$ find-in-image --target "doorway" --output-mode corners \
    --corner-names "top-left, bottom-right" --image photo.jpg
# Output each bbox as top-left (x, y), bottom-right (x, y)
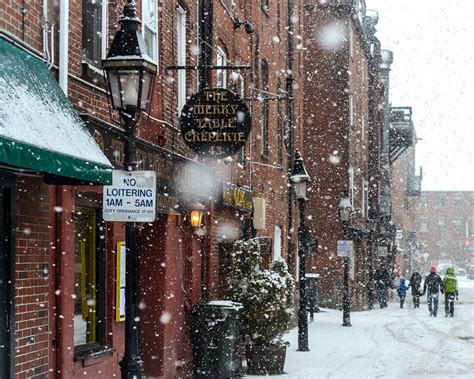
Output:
top-left (0, 172), bottom-right (15, 378)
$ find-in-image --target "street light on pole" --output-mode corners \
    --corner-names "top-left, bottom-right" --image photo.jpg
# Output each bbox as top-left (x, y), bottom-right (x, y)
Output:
top-left (338, 194), bottom-right (352, 327)
top-left (102, 1), bottom-right (157, 378)
top-left (290, 149), bottom-right (310, 352)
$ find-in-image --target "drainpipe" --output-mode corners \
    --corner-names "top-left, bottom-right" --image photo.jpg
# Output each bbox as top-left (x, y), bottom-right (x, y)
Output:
top-left (379, 49), bottom-right (393, 273)
top-left (59, 0), bottom-right (68, 94)
top-left (42, 0), bottom-right (50, 64)
top-left (286, 0), bottom-right (295, 275)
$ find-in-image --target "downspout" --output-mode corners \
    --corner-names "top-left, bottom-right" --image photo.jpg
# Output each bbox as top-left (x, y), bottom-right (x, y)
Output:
top-left (42, 0), bottom-right (50, 65)
top-left (59, 0), bottom-right (69, 94)
top-left (198, 0), bottom-right (214, 302)
top-left (286, 0), bottom-right (295, 274)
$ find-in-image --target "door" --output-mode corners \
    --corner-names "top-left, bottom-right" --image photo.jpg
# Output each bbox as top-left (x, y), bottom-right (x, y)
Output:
top-left (0, 173), bottom-right (14, 378)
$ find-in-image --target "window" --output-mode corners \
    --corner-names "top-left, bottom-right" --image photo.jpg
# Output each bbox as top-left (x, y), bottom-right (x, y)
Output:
top-left (453, 193), bottom-right (462, 207)
top-left (349, 166), bottom-right (355, 207)
top-left (234, 74), bottom-right (246, 167)
top-left (361, 112), bottom-right (365, 140)
top-left (420, 218), bottom-right (428, 233)
top-left (349, 26), bottom-right (354, 59)
top-left (177, 6), bottom-right (186, 113)
top-left (436, 217), bottom-right (445, 231)
top-left (82, 0), bottom-right (107, 69)
top-left (216, 47), bottom-right (227, 88)
top-left (436, 195), bottom-right (445, 207)
top-left (361, 178), bottom-right (367, 217)
top-left (74, 206), bottom-right (106, 353)
top-left (273, 225), bottom-right (282, 260)
top-left (420, 195), bottom-right (428, 208)
top-left (262, 0), bottom-right (270, 14)
top-left (143, 0), bottom-right (158, 63)
top-left (261, 60), bottom-right (269, 157)
top-left (277, 79), bottom-right (283, 165)
top-left (453, 218), bottom-right (463, 235)
top-left (349, 94), bottom-right (354, 128)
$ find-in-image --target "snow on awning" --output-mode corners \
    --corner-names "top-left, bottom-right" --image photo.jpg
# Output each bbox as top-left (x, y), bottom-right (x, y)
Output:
top-left (0, 37), bottom-right (112, 185)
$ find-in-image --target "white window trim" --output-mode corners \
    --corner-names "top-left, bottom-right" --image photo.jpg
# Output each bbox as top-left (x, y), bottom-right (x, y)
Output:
top-left (349, 94), bottom-right (354, 128)
top-left (177, 6), bottom-right (186, 114)
top-left (361, 177), bottom-right (366, 217)
top-left (236, 74), bottom-right (245, 168)
top-left (82, 0), bottom-right (108, 73)
top-left (273, 225), bottom-right (282, 261)
top-left (142, 0), bottom-right (158, 64)
top-left (349, 166), bottom-right (355, 208)
top-left (216, 47), bottom-right (227, 88)
top-left (101, 0), bottom-right (108, 60)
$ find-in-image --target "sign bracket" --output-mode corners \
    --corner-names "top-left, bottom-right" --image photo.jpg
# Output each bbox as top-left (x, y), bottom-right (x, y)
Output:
top-left (165, 64), bottom-right (251, 71)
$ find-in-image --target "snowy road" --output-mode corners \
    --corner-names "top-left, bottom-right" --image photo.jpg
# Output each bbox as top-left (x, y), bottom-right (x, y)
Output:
top-left (245, 277), bottom-right (474, 379)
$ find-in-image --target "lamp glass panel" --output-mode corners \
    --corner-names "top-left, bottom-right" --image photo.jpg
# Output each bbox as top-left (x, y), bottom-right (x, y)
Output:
top-left (121, 70), bottom-right (141, 109)
top-left (294, 181), bottom-right (307, 200)
top-left (140, 71), bottom-right (154, 111)
top-left (107, 71), bottom-right (122, 109)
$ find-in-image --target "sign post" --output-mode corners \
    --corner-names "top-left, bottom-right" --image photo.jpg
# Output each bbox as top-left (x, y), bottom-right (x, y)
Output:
top-left (103, 170), bottom-right (156, 222)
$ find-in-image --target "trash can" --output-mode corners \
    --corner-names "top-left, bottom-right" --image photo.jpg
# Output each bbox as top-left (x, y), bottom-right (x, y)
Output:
top-left (192, 300), bottom-right (243, 379)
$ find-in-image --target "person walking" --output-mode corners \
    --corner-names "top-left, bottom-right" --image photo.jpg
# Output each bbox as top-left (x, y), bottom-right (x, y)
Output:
top-left (443, 267), bottom-right (459, 317)
top-left (374, 266), bottom-right (391, 308)
top-left (409, 271), bottom-right (422, 308)
top-left (397, 278), bottom-right (409, 308)
top-left (422, 266), bottom-right (444, 317)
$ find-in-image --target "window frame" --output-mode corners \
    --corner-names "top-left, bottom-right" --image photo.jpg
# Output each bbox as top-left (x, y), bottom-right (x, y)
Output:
top-left (73, 199), bottom-right (109, 361)
top-left (420, 218), bottom-right (429, 233)
top-left (176, 5), bottom-right (187, 114)
top-left (261, 59), bottom-right (269, 158)
top-left (142, 0), bottom-right (158, 64)
top-left (235, 73), bottom-right (246, 168)
top-left (216, 47), bottom-right (227, 89)
top-left (277, 78), bottom-right (283, 166)
top-left (82, 0), bottom-right (108, 71)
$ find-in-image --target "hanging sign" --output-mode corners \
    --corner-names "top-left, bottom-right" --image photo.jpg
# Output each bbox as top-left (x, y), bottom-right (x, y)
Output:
top-left (103, 170), bottom-right (156, 222)
top-left (337, 240), bottom-right (353, 257)
top-left (180, 88), bottom-right (251, 158)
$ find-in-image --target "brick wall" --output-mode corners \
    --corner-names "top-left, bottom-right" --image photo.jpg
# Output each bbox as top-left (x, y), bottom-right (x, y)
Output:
top-left (15, 177), bottom-right (51, 379)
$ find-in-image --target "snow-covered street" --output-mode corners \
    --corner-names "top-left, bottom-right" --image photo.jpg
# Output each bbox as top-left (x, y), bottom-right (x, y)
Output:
top-left (246, 277), bottom-right (474, 379)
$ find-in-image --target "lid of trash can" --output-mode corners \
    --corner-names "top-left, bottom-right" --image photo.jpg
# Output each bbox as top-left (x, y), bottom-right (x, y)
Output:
top-left (207, 300), bottom-right (243, 310)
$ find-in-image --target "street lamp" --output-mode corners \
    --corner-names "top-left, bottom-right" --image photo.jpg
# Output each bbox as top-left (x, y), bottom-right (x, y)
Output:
top-left (290, 149), bottom-right (310, 352)
top-left (338, 194), bottom-right (352, 327)
top-left (102, 1), bottom-right (157, 378)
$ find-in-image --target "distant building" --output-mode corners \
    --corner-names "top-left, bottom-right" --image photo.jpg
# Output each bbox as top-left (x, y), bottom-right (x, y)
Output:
top-left (416, 191), bottom-right (474, 271)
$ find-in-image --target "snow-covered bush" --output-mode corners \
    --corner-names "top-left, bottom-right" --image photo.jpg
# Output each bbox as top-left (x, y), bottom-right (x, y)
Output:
top-left (229, 239), bottom-right (294, 347)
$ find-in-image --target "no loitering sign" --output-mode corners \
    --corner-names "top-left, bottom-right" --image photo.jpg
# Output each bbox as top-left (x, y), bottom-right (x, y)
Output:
top-left (103, 170), bottom-right (156, 222)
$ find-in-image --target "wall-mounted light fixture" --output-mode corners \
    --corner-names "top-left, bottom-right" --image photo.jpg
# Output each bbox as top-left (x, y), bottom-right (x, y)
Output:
top-left (233, 17), bottom-right (254, 34)
top-left (180, 203), bottom-right (205, 229)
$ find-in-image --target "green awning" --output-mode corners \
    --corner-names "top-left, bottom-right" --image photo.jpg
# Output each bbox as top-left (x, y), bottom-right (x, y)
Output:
top-left (0, 37), bottom-right (112, 184)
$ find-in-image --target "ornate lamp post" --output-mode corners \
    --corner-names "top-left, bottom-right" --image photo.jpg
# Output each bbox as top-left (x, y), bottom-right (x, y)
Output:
top-left (338, 194), bottom-right (352, 327)
top-left (102, 1), bottom-right (157, 378)
top-left (290, 149), bottom-right (310, 351)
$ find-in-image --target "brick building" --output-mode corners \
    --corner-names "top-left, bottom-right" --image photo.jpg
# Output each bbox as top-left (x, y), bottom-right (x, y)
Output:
top-left (390, 107), bottom-right (422, 277)
top-left (416, 191), bottom-right (474, 271)
top-left (0, 0), bottom-right (304, 378)
top-left (302, 0), bottom-right (375, 310)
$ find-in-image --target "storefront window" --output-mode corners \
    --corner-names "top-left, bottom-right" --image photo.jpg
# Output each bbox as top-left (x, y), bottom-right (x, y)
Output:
top-left (74, 206), bottom-right (106, 349)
